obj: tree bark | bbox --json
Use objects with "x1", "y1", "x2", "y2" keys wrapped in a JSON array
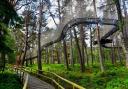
[
  {"x1": 114, "y1": 0, "x2": 128, "y2": 68},
  {"x1": 70, "y1": 29, "x2": 74, "y2": 66},
  {"x1": 37, "y1": 0, "x2": 43, "y2": 74},
  {"x1": 80, "y1": 25, "x2": 85, "y2": 65},
  {"x1": 56, "y1": 47, "x2": 60, "y2": 64},
  {"x1": 73, "y1": 28, "x2": 85, "y2": 72},
  {"x1": 63, "y1": 39, "x2": 69, "y2": 70},
  {"x1": 90, "y1": 27, "x2": 94, "y2": 66},
  {"x1": 93, "y1": 0, "x2": 104, "y2": 72},
  {"x1": 1, "y1": 53, "x2": 5, "y2": 71},
  {"x1": 51, "y1": 46, "x2": 54, "y2": 64},
  {"x1": 84, "y1": 43, "x2": 89, "y2": 66},
  {"x1": 22, "y1": 12, "x2": 29, "y2": 66},
  {"x1": 46, "y1": 48, "x2": 49, "y2": 64}
]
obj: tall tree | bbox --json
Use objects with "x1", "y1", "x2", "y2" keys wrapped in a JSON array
[
  {"x1": 70, "y1": 29, "x2": 74, "y2": 66},
  {"x1": 93, "y1": 0, "x2": 104, "y2": 72},
  {"x1": 73, "y1": 28, "x2": 85, "y2": 72},
  {"x1": 113, "y1": 0, "x2": 128, "y2": 68},
  {"x1": 57, "y1": 0, "x2": 69, "y2": 69},
  {"x1": 22, "y1": 9, "x2": 30, "y2": 66},
  {"x1": 37, "y1": 0, "x2": 43, "y2": 74},
  {"x1": 90, "y1": 27, "x2": 94, "y2": 66},
  {"x1": 0, "y1": 0, "x2": 20, "y2": 70},
  {"x1": 79, "y1": 25, "x2": 86, "y2": 71}
]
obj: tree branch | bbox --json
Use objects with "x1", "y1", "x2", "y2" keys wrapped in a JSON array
[{"x1": 16, "y1": 0, "x2": 32, "y2": 11}]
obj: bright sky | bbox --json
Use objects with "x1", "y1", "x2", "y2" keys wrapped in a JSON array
[
  {"x1": 17, "y1": 0, "x2": 128, "y2": 29},
  {"x1": 46, "y1": 17, "x2": 59, "y2": 29},
  {"x1": 46, "y1": 0, "x2": 58, "y2": 29}
]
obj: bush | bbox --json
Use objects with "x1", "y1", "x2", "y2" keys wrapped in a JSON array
[
  {"x1": 0, "y1": 71, "x2": 22, "y2": 89},
  {"x1": 106, "y1": 78, "x2": 128, "y2": 89}
]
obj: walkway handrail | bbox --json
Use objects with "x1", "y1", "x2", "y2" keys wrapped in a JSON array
[
  {"x1": 20, "y1": 67, "x2": 64, "y2": 89},
  {"x1": 25, "y1": 67, "x2": 85, "y2": 89},
  {"x1": 15, "y1": 67, "x2": 85, "y2": 89},
  {"x1": 44, "y1": 71, "x2": 85, "y2": 89},
  {"x1": 14, "y1": 67, "x2": 29, "y2": 89},
  {"x1": 37, "y1": 73, "x2": 65, "y2": 89},
  {"x1": 23, "y1": 74, "x2": 29, "y2": 89}
]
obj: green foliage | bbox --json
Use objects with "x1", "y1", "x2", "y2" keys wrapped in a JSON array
[
  {"x1": 0, "y1": 22, "x2": 16, "y2": 64},
  {"x1": 0, "y1": 23, "x2": 14, "y2": 53},
  {"x1": 0, "y1": 0, "x2": 21, "y2": 25},
  {"x1": 28, "y1": 63, "x2": 128, "y2": 89},
  {"x1": 106, "y1": 78, "x2": 128, "y2": 89},
  {"x1": 0, "y1": 70, "x2": 22, "y2": 89},
  {"x1": 8, "y1": 52, "x2": 16, "y2": 64}
]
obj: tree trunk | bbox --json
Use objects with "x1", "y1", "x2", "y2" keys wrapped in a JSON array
[
  {"x1": 84, "y1": 44, "x2": 89, "y2": 66},
  {"x1": 37, "y1": 0, "x2": 43, "y2": 74},
  {"x1": 97, "y1": 26, "x2": 104, "y2": 72},
  {"x1": 79, "y1": 25, "x2": 85, "y2": 66},
  {"x1": 46, "y1": 48, "x2": 49, "y2": 64},
  {"x1": 51, "y1": 46, "x2": 54, "y2": 64},
  {"x1": 90, "y1": 28, "x2": 94, "y2": 66},
  {"x1": 22, "y1": 14, "x2": 29, "y2": 66},
  {"x1": 56, "y1": 48, "x2": 60, "y2": 64},
  {"x1": 63, "y1": 39, "x2": 69, "y2": 70},
  {"x1": 111, "y1": 41, "x2": 115, "y2": 64},
  {"x1": 70, "y1": 29, "x2": 74, "y2": 66},
  {"x1": 29, "y1": 50, "x2": 32, "y2": 65},
  {"x1": 114, "y1": 0, "x2": 128, "y2": 68},
  {"x1": 73, "y1": 28, "x2": 85, "y2": 72},
  {"x1": 93, "y1": 0, "x2": 104, "y2": 72},
  {"x1": 1, "y1": 53, "x2": 5, "y2": 71}
]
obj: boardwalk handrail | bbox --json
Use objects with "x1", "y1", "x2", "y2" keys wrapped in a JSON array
[
  {"x1": 23, "y1": 74, "x2": 29, "y2": 89},
  {"x1": 14, "y1": 67, "x2": 85, "y2": 89},
  {"x1": 37, "y1": 73, "x2": 65, "y2": 89},
  {"x1": 25, "y1": 67, "x2": 85, "y2": 89},
  {"x1": 21, "y1": 68, "x2": 64, "y2": 89},
  {"x1": 14, "y1": 67, "x2": 29, "y2": 89},
  {"x1": 41, "y1": 70, "x2": 85, "y2": 89}
]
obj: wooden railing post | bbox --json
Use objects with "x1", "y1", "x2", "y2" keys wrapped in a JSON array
[{"x1": 23, "y1": 74, "x2": 29, "y2": 89}]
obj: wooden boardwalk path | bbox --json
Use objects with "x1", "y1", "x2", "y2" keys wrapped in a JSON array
[
  {"x1": 15, "y1": 68, "x2": 85, "y2": 89},
  {"x1": 24, "y1": 74, "x2": 55, "y2": 89}
]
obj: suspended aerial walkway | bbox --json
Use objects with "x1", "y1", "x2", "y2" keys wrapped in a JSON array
[
  {"x1": 59, "y1": 18, "x2": 118, "y2": 48},
  {"x1": 40, "y1": 17, "x2": 118, "y2": 47},
  {"x1": 25, "y1": 17, "x2": 118, "y2": 61}
]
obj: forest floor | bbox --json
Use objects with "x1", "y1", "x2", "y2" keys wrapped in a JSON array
[
  {"x1": 0, "y1": 69, "x2": 22, "y2": 89},
  {"x1": 27, "y1": 62, "x2": 128, "y2": 89}
]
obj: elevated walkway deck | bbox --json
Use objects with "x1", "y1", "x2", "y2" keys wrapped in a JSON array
[{"x1": 27, "y1": 74, "x2": 55, "y2": 89}]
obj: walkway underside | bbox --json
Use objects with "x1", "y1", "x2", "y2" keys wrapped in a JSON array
[{"x1": 40, "y1": 17, "x2": 118, "y2": 48}]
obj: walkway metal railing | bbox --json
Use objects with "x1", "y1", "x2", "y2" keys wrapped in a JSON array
[{"x1": 24, "y1": 68, "x2": 85, "y2": 89}]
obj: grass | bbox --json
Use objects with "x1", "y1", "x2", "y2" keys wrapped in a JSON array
[
  {"x1": 27, "y1": 63, "x2": 128, "y2": 89},
  {"x1": 0, "y1": 69, "x2": 22, "y2": 89}
]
